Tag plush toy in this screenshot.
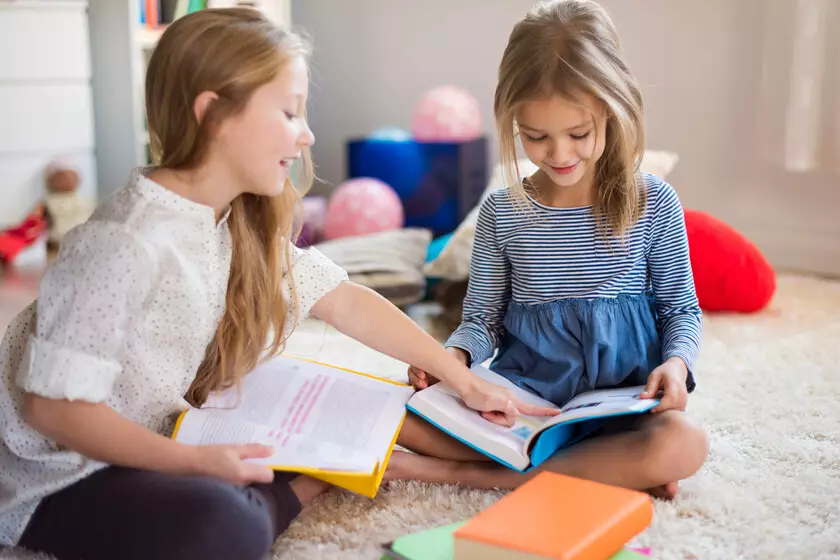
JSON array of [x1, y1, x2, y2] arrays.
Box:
[[0, 205, 48, 265], [43, 159, 96, 252], [684, 209, 776, 313]]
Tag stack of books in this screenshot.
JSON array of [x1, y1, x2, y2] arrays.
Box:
[[381, 472, 654, 560]]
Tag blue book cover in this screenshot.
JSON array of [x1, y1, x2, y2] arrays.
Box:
[[406, 365, 659, 472]]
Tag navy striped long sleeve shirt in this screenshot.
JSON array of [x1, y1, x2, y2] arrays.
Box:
[[446, 173, 702, 372]]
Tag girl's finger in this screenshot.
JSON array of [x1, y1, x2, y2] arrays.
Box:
[[244, 464, 275, 484], [653, 382, 678, 413], [237, 444, 274, 458], [667, 378, 688, 410], [517, 402, 560, 417], [480, 410, 515, 428], [641, 371, 662, 399], [408, 370, 427, 389]]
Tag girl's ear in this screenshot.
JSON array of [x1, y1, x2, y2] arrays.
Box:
[[193, 90, 219, 125]]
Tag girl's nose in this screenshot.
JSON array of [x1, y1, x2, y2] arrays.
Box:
[[550, 139, 575, 164], [301, 122, 315, 147]]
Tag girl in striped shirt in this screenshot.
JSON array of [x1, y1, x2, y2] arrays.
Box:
[[390, 0, 709, 500]]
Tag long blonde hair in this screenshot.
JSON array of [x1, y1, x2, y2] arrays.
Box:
[[494, 0, 645, 237], [145, 8, 313, 406]]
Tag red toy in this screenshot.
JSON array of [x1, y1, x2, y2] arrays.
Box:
[[0, 205, 48, 264], [684, 209, 776, 313]]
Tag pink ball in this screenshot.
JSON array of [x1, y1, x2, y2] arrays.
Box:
[[411, 85, 483, 142], [324, 178, 404, 240]]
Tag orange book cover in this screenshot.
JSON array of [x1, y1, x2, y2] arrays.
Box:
[[454, 472, 653, 560]]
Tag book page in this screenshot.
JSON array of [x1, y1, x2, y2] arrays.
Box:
[[191, 355, 414, 469], [174, 409, 377, 472], [407, 366, 559, 470], [531, 385, 659, 437], [559, 385, 656, 417]]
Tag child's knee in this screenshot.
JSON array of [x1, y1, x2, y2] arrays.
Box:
[[646, 411, 709, 479], [176, 480, 275, 560]]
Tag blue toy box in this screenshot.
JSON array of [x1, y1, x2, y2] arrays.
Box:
[[346, 136, 488, 236]]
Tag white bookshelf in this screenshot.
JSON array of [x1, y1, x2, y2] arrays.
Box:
[[87, 1, 291, 198]]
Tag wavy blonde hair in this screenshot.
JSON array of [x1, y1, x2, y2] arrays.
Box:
[[145, 8, 312, 406], [495, 0, 645, 237]]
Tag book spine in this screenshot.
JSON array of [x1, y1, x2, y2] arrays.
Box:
[[145, 0, 159, 28]]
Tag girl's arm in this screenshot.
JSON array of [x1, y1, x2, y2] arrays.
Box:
[[312, 282, 479, 395], [311, 282, 557, 423], [23, 395, 275, 484], [444, 194, 511, 366], [646, 179, 702, 391]]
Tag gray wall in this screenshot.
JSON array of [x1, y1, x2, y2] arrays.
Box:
[[292, 0, 840, 276]]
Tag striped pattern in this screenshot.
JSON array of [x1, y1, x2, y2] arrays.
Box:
[[446, 173, 702, 371]]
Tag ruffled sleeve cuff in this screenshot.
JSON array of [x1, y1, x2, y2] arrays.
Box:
[[16, 335, 122, 403]]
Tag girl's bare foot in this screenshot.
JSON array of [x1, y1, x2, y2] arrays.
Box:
[[383, 450, 446, 483], [289, 475, 330, 505], [383, 450, 520, 489], [646, 481, 678, 500]]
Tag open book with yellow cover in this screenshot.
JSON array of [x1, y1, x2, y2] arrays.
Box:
[[171, 355, 414, 498]]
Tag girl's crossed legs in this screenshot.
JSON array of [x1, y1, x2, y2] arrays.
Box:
[[17, 467, 329, 560], [390, 409, 709, 500]]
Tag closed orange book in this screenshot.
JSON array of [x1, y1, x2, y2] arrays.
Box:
[[454, 472, 652, 560]]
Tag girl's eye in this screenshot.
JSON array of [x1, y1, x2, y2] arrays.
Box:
[[571, 131, 592, 140], [284, 111, 298, 121], [523, 133, 547, 142]]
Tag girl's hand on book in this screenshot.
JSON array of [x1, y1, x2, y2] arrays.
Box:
[[193, 443, 275, 485], [641, 357, 689, 413], [408, 348, 467, 389], [463, 377, 560, 427], [408, 365, 439, 390]]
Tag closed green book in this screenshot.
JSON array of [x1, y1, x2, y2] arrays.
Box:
[[381, 522, 465, 560]]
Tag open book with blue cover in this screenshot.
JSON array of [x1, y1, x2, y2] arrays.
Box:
[[406, 365, 660, 472]]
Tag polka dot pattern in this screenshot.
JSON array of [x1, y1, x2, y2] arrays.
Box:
[[0, 168, 349, 545]]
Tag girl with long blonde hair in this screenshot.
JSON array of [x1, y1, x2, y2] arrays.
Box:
[[393, 0, 709, 500], [0, 9, 553, 559]]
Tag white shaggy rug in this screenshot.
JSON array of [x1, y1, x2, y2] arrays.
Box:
[[272, 274, 840, 560], [3, 274, 839, 559]]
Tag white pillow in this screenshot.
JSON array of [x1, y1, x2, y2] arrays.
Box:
[[315, 228, 433, 307], [424, 150, 679, 281]]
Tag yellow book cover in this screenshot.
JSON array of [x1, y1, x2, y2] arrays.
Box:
[[171, 354, 413, 498]]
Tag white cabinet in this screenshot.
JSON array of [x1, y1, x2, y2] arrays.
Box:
[[0, 0, 97, 228]]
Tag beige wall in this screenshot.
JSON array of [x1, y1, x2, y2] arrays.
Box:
[[292, 0, 840, 276]]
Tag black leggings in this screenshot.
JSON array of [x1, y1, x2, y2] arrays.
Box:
[[17, 467, 302, 560]]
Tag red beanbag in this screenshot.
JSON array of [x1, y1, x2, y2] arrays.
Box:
[[684, 209, 776, 313]]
